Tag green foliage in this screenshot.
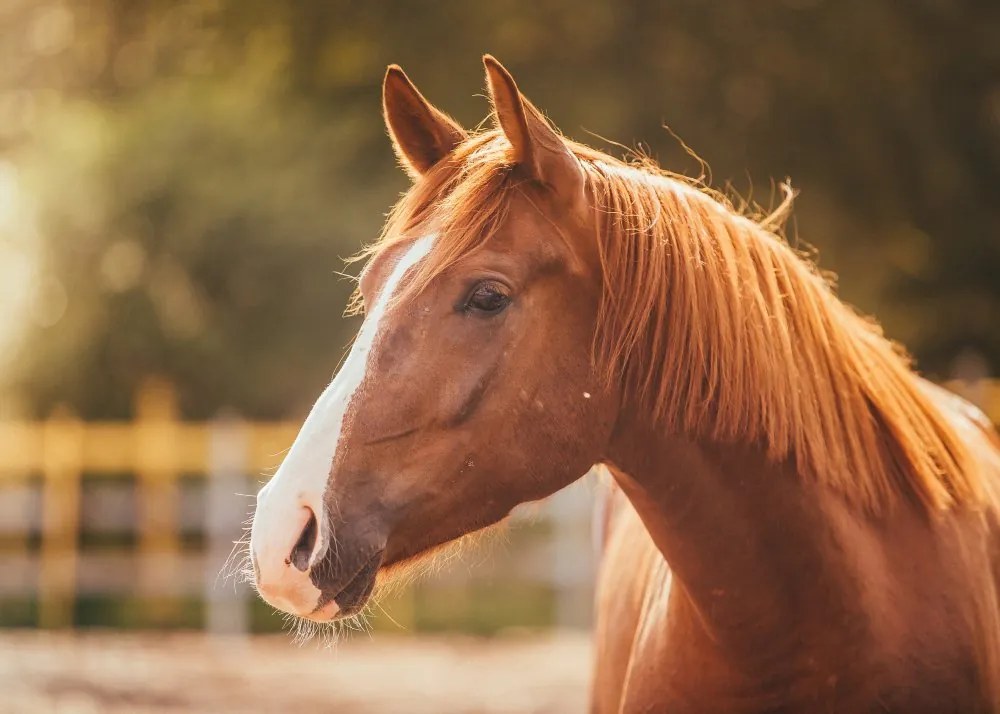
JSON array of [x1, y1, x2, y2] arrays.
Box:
[[1, 0, 998, 419], [410, 582, 556, 635], [7, 44, 395, 417]]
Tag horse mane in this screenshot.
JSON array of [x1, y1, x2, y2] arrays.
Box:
[[359, 129, 983, 514]]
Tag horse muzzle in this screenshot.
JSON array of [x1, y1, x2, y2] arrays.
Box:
[[249, 475, 386, 622]]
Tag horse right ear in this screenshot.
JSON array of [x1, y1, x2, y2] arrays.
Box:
[[483, 55, 584, 201], [383, 65, 467, 179]]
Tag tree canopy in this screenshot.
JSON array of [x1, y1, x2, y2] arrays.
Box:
[[1, 0, 997, 419]]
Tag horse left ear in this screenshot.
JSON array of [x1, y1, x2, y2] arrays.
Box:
[[483, 55, 584, 198]]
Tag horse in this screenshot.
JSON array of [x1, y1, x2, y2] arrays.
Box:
[[247, 56, 1000, 712]]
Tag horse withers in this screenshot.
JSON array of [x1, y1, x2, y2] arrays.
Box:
[[248, 56, 1000, 712]]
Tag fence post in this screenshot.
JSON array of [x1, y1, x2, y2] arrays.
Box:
[[205, 411, 251, 636], [549, 473, 597, 629], [134, 377, 182, 623], [38, 405, 83, 628], [0, 394, 33, 567]]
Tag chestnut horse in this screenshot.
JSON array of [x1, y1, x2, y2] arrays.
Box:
[[248, 57, 1000, 712]]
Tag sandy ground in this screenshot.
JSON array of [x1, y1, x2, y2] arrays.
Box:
[[0, 630, 592, 713]]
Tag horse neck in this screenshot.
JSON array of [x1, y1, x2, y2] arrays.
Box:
[[604, 421, 875, 663]]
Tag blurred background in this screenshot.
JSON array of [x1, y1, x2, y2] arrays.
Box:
[[0, 0, 997, 712]]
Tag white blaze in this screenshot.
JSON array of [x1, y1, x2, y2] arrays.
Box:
[[250, 234, 436, 616]]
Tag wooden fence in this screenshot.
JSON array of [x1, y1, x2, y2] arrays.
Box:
[[0, 379, 301, 631], [0, 378, 598, 632], [0, 377, 997, 632]]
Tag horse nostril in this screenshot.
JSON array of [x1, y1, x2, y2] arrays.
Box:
[[289, 508, 318, 572]]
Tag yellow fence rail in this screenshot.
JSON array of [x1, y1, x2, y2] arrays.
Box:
[[0, 379, 298, 630], [0, 377, 997, 631]]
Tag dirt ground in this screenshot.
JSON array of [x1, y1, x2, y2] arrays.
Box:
[[0, 630, 592, 713]]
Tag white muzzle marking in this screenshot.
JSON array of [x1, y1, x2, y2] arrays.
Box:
[[249, 234, 436, 618]]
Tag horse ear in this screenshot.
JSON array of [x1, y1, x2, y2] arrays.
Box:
[[483, 55, 584, 196], [383, 65, 467, 179]]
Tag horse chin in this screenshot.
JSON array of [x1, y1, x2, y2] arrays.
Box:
[[310, 550, 384, 622]]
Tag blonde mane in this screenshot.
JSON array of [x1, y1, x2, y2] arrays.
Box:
[[361, 130, 982, 514]]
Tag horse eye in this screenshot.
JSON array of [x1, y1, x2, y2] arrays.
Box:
[[465, 281, 511, 315]]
